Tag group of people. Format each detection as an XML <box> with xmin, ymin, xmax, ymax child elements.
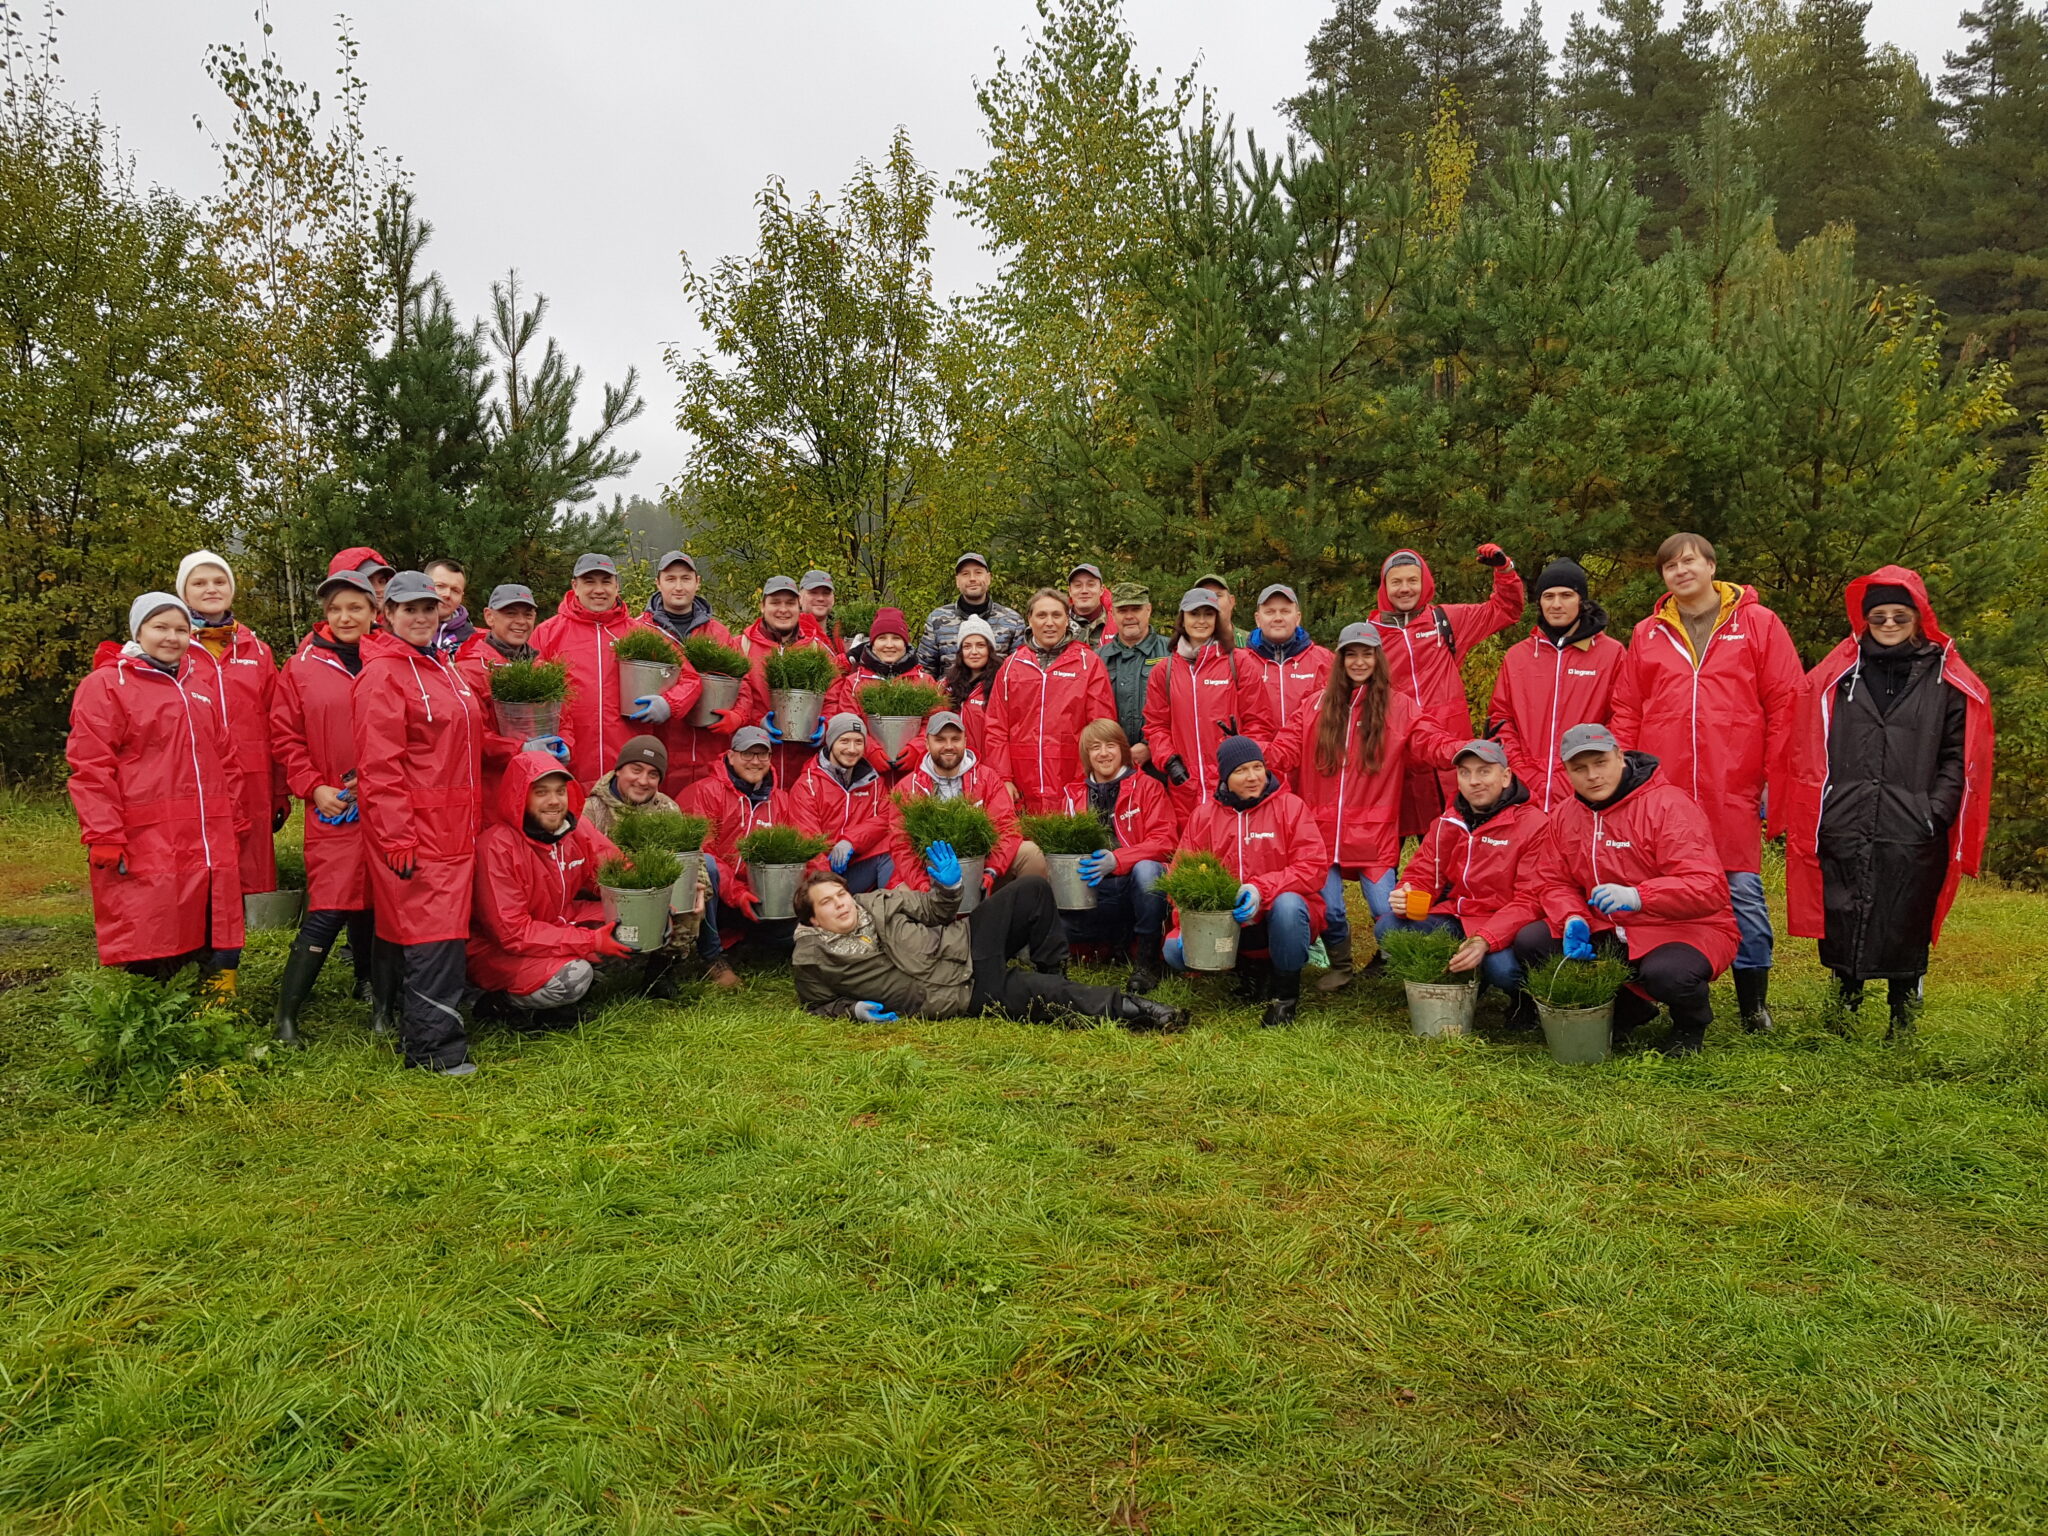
<box><xmin>67</xmin><ymin>533</ymin><xmax>1992</xmax><ymax>1075</ymax></box>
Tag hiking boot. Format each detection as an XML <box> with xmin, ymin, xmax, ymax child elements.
<box><xmin>1733</xmin><ymin>968</ymin><xmax>1774</xmax><ymax>1033</ymax></box>
<box><xmin>1315</xmin><ymin>935</ymin><xmax>1355</xmax><ymax>993</ymax></box>
<box><xmin>1115</xmin><ymin>992</ymin><xmax>1189</xmax><ymax>1033</ymax></box>
<box><xmin>1661</xmin><ymin>1025</ymin><xmax>1705</xmax><ymax>1058</ymax></box>
<box><xmin>1124</xmin><ymin>940</ymin><xmax>1166</xmax><ymax>996</ymax></box>
<box><xmin>704</xmin><ymin>956</ymin><xmax>742</xmax><ymax>990</ymax></box>
<box><xmin>1260</xmin><ymin>969</ymin><xmax>1302</xmax><ymax>1028</ymax></box>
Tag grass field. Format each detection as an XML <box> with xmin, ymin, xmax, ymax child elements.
<box><xmin>2</xmin><ymin>789</ymin><xmax>2047</xmax><ymax>1534</ymax></box>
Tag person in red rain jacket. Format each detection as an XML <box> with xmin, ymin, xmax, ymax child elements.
<box><xmin>1266</xmin><ymin>623</ymin><xmax>1462</xmax><ymax>993</ymax></box>
<box><xmin>175</xmin><ymin>550</ymin><xmax>286</xmax><ymax>897</ymax></box>
<box><xmin>1167</xmin><ymin>736</ymin><xmax>1328</xmax><ymax>1027</ymax></box>
<box><xmin>1058</xmin><ymin>718</ymin><xmax>1178</xmax><ymax>992</ymax></box>
<box><xmin>354</xmin><ymin>571</ymin><xmax>489</xmax><ymax>1075</ymax></box>
<box><xmin>1371</xmin><ymin>544</ymin><xmax>1525</xmax><ymax>836</ymax></box>
<box><xmin>530</xmin><ymin>553</ymin><xmax>703</xmax><ymax>786</ymax></box>
<box><xmin>327</xmin><ymin>546</ymin><xmax>395</xmax><ymax>604</ymax></box>
<box><xmin>453</xmin><ymin>582</ymin><xmax>578</xmax><ymax>812</ymax></box>
<box><xmin>68</xmin><ymin>593</ymin><xmax>248</xmax><ymax>984</ymax></box>
<box><xmin>938</xmin><ymin>616</ymin><xmax>1001</xmax><ymax>758</ymax></box>
<box><xmin>1776</xmin><ymin>566</ymin><xmax>1994</xmax><ymax>1038</ymax></box>
<box><xmin>1609</xmin><ymin>532</ymin><xmax>1804</xmax><ymax>1033</ymax></box>
<box><xmin>1145</xmin><ymin>588</ymin><xmax>1279</xmax><ymax>822</ymax></box>
<box><xmin>887</xmin><ymin>711</ymin><xmax>1032</xmax><ymax>898</ymax></box>
<box><xmin>825</xmin><ymin>607</ymin><xmax>932</xmax><ymax>782</ymax></box>
<box><xmin>742</xmin><ymin>574</ymin><xmax>843</xmax><ymax>786</ymax></box>
<box><xmin>1240</xmin><ymin>583</ymin><xmax>1332</xmax><ymax>791</ymax></box>
<box><xmin>1379</xmin><ymin>739</ymin><xmax>1548</xmax><ymax>1025</ymax></box>
<box><xmin>1513</xmin><ymin>725</ymin><xmax>1741</xmax><ymax>1057</ymax></box>
<box><xmin>985</xmin><ymin>589</ymin><xmax>1119</xmax><ymax>815</ymax></box>
<box><xmin>677</xmin><ymin>725</ymin><xmax>801</xmax><ymax>945</ymax></box>
<box><xmin>1486</xmin><ymin>558</ymin><xmax>1627</xmax><ymax>814</ymax></box>
<box><xmin>641</xmin><ymin>550</ymin><xmax>760</xmax><ymax>792</ymax></box>
<box><xmin>467</xmin><ymin>750</ymin><xmax>636</xmax><ymax>1019</ymax></box>
<box><xmin>268</xmin><ymin>570</ymin><xmax>380</xmax><ymax>1045</ymax></box>
<box><xmin>792</xmin><ymin>713</ymin><xmax>897</xmax><ymax>892</ymax></box>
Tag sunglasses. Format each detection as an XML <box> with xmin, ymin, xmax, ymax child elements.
<box><xmin>1868</xmin><ymin>611</ymin><xmax>1915</xmax><ymax>628</ymax></box>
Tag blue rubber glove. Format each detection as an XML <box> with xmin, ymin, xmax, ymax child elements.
<box><xmin>1588</xmin><ymin>883</ymin><xmax>1641</xmax><ymax>916</ymax></box>
<box><xmin>1563</xmin><ymin>916</ymin><xmax>1595</xmax><ymax>962</ymax></box>
<box><xmin>764</xmin><ymin>710</ymin><xmax>785</xmax><ymax>743</ymax></box>
<box><xmin>1231</xmin><ymin>883</ymin><xmax>1261</xmax><ymax>925</ymax></box>
<box><xmin>924</xmin><ymin>839</ymin><xmax>962</xmax><ymax>889</ymax></box>
<box><xmin>628</xmin><ymin>694</ymin><xmax>671</xmax><ymax>724</ymax></box>
<box><xmin>1078</xmin><ymin>849</ymin><xmax>1116</xmax><ymax>886</ymax></box>
<box><xmin>829</xmin><ymin>839</ymin><xmax>854</xmax><ymax>874</ymax></box>
<box><xmin>522</xmin><ymin>734</ymin><xmax>570</xmax><ymax>764</ymax></box>
<box><xmin>853</xmin><ymin>1001</ymin><xmax>898</xmax><ymax>1023</ymax></box>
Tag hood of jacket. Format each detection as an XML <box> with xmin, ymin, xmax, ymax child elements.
<box><xmin>1375</xmin><ymin>549</ymin><xmax>1437</xmax><ymax>622</ymax></box>
<box><xmin>743</xmin><ymin>611</ymin><xmax>831</xmax><ymax>652</ymax></box>
<box><xmin>849</xmin><ymin>641</ymin><xmax>924</xmax><ymax>679</ymax></box>
<box><xmin>1249</xmin><ymin>626</ymin><xmax>1314</xmax><ymax>662</ymax></box>
<box><xmin>495</xmin><ymin>745</ymin><xmax>587</xmax><ymax>828</ymax></box>
<box><xmin>361</xmin><ymin>627</ymin><xmax>441</xmax><ymax>666</ymax></box>
<box><xmin>1842</xmin><ymin>563</ymin><xmax>1950</xmax><ymax>646</ymax></box>
<box><xmin>645</xmin><ymin>592</ymin><xmax>717</xmax><ymax>641</ymax></box>
<box><xmin>1538</xmin><ymin>600</ymin><xmax>1611</xmax><ymax>648</ymax></box>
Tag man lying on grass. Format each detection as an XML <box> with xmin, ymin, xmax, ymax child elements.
<box><xmin>790</xmin><ymin>847</ymin><xmax>1189</xmax><ymax>1032</ymax></box>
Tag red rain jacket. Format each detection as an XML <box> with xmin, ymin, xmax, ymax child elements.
<box><xmin>327</xmin><ymin>546</ymin><xmax>391</xmax><ymax>578</ymax></box>
<box><xmin>466</xmin><ymin>750</ymin><xmax>621</xmax><ymax>996</ymax></box>
<box><xmin>887</xmin><ymin>755</ymin><xmax>1024</xmax><ymax>890</ymax></box>
<box><xmin>67</xmin><ymin>647</ymin><xmax>249</xmax><ymax>966</ymax></box>
<box><xmin>825</xmin><ymin>651</ymin><xmax>936</xmax><ymax>783</ymax></box>
<box><xmin>1144</xmin><ymin>641</ymin><xmax>1281</xmax><ymax>820</ymax></box>
<box><xmin>1267</xmin><ymin>687</ymin><xmax>1462</xmax><ymax>879</ymax></box>
<box><xmin>739</xmin><ymin>615</ymin><xmax>841</xmax><ymax>787</ymax></box>
<box><xmin>1609</xmin><ymin>583</ymin><xmax>1804</xmax><ymax>873</ymax></box>
<box><xmin>1241</xmin><ymin>633</ymin><xmax>1333</xmax><ymax>789</ymax></box>
<box><xmin>984</xmin><ymin>641</ymin><xmax>1118</xmax><ymax>815</ymax></box>
<box><xmin>791</xmin><ymin>752</ymin><xmax>895</xmax><ymax>864</ymax></box>
<box><xmin>451</xmin><ymin>633</ymin><xmax>581</xmax><ymax>812</ymax></box>
<box><xmin>1531</xmin><ymin>757</ymin><xmax>1740</xmax><ymax>974</ymax></box>
<box><xmin>652</xmin><ymin>615</ymin><xmax>761</xmax><ymax>793</ymax></box>
<box><xmin>1175</xmin><ymin>784</ymin><xmax>1330</xmax><ymax>935</ymax></box>
<box><xmin>1487</xmin><ymin>627</ymin><xmax>1629</xmax><ymax>813</ymax></box>
<box><xmin>531</xmin><ymin>592</ymin><xmax>703</xmax><ymax>785</ymax></box>
<box><xmin>184</xmin><ymin>622</ymin><xmax>284</xmax><ymax>894</ymax></box>
<box><xmin>271</xmin><ymin>629</ymin><xmax>369</xmax><ymax>913</ymax></box>
<box><xmin>1776</xmin><ymin>566</ymin><xmax>1993</xmax><ymax>948</ymax></box>
<box><xmin>1057</xmin><ymin>769</ymin><xmax>1178</xmax><ymax>873</ymax></box>
<box><xmin>1399</xmin><ymin>789</ymin><xmax>1549</xmax><ymax>951</ymax></box>
<box><xmin>677</xmin><ymin>765</ymin><xmax>799</xmax><ymax>910</ymax></box>
<box><xmin>353</xmin><ymin>629</ymin><xmax>487</xmax><ymax>945</ymax></box>
<box><xmin>1371</xmin><ymin>551</ymin><xmax>1525</xmax><ymax>834</ymax></box>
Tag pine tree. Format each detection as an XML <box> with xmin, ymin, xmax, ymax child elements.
<box><xmin>1395</xmin><ymin>0</ymin><xmax>1513</xmax><ymax>158</ymax></box>
<box><xmin>1288</xmin><ymin>0</ymin><xmax>1425</xmax><ymax>168</ymax></box>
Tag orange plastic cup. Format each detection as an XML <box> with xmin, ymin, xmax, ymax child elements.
<box><xmin>1403</xmin><ymin>889</ymin><xmax>1433</xmax><ymax>920</ymax></box>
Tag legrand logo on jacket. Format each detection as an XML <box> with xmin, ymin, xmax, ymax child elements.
<box><xmin>230</xmin><ymin>657</ymin><xmax>262</xmax><ymax>667</ymax></box>
<box><xmin>1244</xmin><ymin>830</ymin><xmax>1276</xmax><ymax>841</ymax></box>
<box><xmin>1481</xmin><ymin>835</ymin><xmax>1511</xmax><ymax>847</ymax></box>
<box><xmin>1567</xmin><ymin>667</ymin><xmax>1598</xmax><ymax>677</ymax></box>
<box><xmin>1718</xmin><ymin>630</ymin><xmax>1746</xmax><ymax>643</ymax></box>
<box><xmin>1603</xmin><ymin>839</ymin><xmax>1633</xmax><ymax>849</ymax></box>
<box><xmin>1201</xmin><ymin>677</ymin><xmax>1229</xmax><ymax>687</ymax></box>
<box><xmin>191</xmin><ymin>692</ymin><xmax>213</xmax><ymax>705</ymax></box>
<box><xmin>1052</xmin><ymin>670</ymin><xmax>1077</xmax><ymax>679</ymax></box>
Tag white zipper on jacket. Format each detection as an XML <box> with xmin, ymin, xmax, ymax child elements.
<box><xmin>1542</xmin><ymin>636</ymin><xmax>1563</xmax><ymax>811</ymax></box>
<box><xmin>134</xmin><ymin>662</ymin><xmax>218</xmax><ymax>867</ymax></box>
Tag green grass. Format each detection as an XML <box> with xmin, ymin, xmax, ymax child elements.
<box><xmin>3</xmin><ymin>796</ymin><xmax>2048</xmax><ymax>1532</ymax></box>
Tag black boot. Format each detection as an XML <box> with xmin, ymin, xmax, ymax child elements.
<box><xmin>1124</xmin><ymin>938</ymin><xmax>1165</xmax><ymax>995</ymax></box>
<box><xmin>1315</xmin><ymin>934</ymin><xmax>1355</xmax><ymax>993</ymax></box>
<box><xmin>1887</xmin><ymin>976</ymin><xmax>1923</xmax><ymax>1041</ymax></box>
<box><xmin>369</xmin><ymin>937</ymin><xmax>401</xmax><ymax>1038</ymax></box>
<box><xmin>1260</xmin><ymin>969</ymin><xmax>1302</xmax><ymax>1028</ymax></box>
<box><xmin>1733</xmin><ymin>968</ymin><xmax>1774</xmax><ymax>1033</ymax></box>
<box><xmin>1114</xmin><ymin>991</ymin><xmax>1189</xmax><ymax>1033</ymax></box>
<box><xmin>1612</xmin><ymin>983</ymin><xmax>1659</xmax><ymax>1038</ymax></box>
<box><xmin>270</xmin><ymin>937</ymin><xmax>327</xmax><ymax>1047</ymax></box>
<box><xmin>1235</xmin><ymin>957</ymin><xmax>1273</xmax><ymax>1003</ymax></box>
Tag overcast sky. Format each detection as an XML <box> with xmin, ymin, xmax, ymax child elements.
<box><xmin>59</xmin><ymin>1</ymin><xmax>1967</xmax><ymax>505</ymax></box>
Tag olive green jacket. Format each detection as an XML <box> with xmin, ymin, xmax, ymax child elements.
<box><xmin>792</xmin><ymin>884</ymin><xmax>971</xmax><ymax>1018</ymax></box>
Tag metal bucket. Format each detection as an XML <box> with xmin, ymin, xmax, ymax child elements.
<box><xmin>691</xmin><ymin>672</ymin><xmax>742</xmax><ymax>729</ymax></box>
<box><xmin>492</xmin><ymin>697</ymin><xmax>563</xmax><ymax>742</ymax></box>
<box><xmin>1180</xmin><ymin>909</ymin><xmax>1241</xmax><ymax>972</ymax></box>
<box><xmin>669</xmin><ymin>851</ymin><xmax>705</xmax><ymax>917</ymax></box>
<box><xmin>600</xmin><ymin>882</ymin><xmax>673</xmax><ymax>952</ymax></box>
<box><xmin>866</xmin><ymin>714</ymin><xmax>923</xmax><ymax>763</ymax></box>
<box><xmin>1046</xmin><ymin>853</ymin><xmax>1097</xmax><ymax>911</ymax></box>
<box><xmin>771</xmin><ymin>688</ymin><xmax>825</xmax><ymax>744</ymax></box>
<box><xmin>751</xmin><ymin>861</ymin><xmax>805</xmax><ymax>921</ymax></box>
<box><xmin>1406</xmin><ymin>979</ymin><xmax>1477</xmax><ymax>1038</ymax></box>
<box><xmin>618</xmin><ymin>657</ymin><xmax>680</xmax><ymax>707</ymax></box>
<box><xmin>953</xmin><ymin>855</ymin><xmax>984</xmax><ymax>914</ymax></box>
<box><xmin>1537</xmin><ymin>1000</ymin><xmax>1613</xmax><ymax>1064</ymax></box>
<box><xmin>243</xmin><ymin>888</ymin><xmax>304</xmax><ymax>932</ymax></box>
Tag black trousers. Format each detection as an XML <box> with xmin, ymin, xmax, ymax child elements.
<box><xmin>965</xmin><ymin>876</ymin><xmax>1119</xmax><ymax>1023</ymax></box>
<box><xmin>1512</xmin><ymin>922</ymin><xmax>1714</xmax><ymax>1036</ymax></box>
<box><xmin>374</xmin><ymin>936</ymin><xmax>470</xmax><ymax>1069</ymax></box>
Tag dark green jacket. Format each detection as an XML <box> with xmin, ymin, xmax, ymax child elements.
<box><xmin>1097</xmin><ymin>633</ymin><xmax>1169</xmax><ymax>747</ymax></box>
<box><xmin>792</xmin><ymin>884</ymin><xmax>971</xmax><ymax>1018</ymax></box>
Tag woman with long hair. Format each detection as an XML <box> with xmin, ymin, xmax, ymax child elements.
<box><xmin>940</xmin><ymin>616</ymin><xmax>1001</xmax><ymax>756</ymax></box>
<box><xmin>1266</xmin><ymin>622</ymin><xmax>1460</xmax><ymax>991</ymax></box>
<box><xmin>1144</xmin><ymin>589</ymin><xmax>1276</xmax><ymax>821</ymax></box>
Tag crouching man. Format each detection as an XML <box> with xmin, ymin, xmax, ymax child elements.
<box><xmin>1511</xmin><ymin>725</ymin><xmax>1740</xmax><ymax>1056</ymax></box>
<box><xmin>468</xmin><ymin>751</ymin><xmax>636</xmax><ymax>1024</ymax></box>
<box><xmin>791</xmin><ymin>848</ymin><xmax>1189</xmax><ymax>1032</ymax></box>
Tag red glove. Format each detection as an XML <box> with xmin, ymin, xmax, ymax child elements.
<box><xmin>733</xmin><ymin>888</ymin><xmax>761</xmax><ymax>920</ymax></box>
<box><xmin>89</xmin><ymin>844</ymin><xmax>126</xmax><ymax>873</ymax></box>
<box><xmin>384</xmin><ymin>847</ymin><xmax>417</xmax><ymax>880</ymax></box>
<box><xmin>592</xmin><ymin>926</ymin><xmax>636</xmax><ymax>959</ymax></box>
<box><xmin>1476</xmin><ymin>542</ymin><xmax>1509</xmax><ymax>567</ymax></box>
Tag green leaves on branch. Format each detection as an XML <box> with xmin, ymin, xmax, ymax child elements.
<box><xmin>613</xmin><ymin>809</ymin><xmax>710</xmax><ymax>855</ymax></box>
<box><xmin>598</xmin><ymin>851</ymin><xmax>681</xmax><ymax>891</ymax></box>
<box><xmin>682</xmin><ymin>637</ymin><xmax>751</xmax><ymax>679</ymax></box>
<box><xmin>612</xmin><ymin>628</ymin><xmax>681</xmax><ymax>664</ymax></box>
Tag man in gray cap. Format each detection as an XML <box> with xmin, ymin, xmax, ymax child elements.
<box><xmin>644</xmin><ymin>550</ymin><xmax>738</xmax><ymax>649</ymax></box>
<box><xmin>677</xmin><ymin>724</ymin><xmax>794</xmax><ymax>959</ymax></box>
<box><xmin>1376</xmin><ymin>738</ymin><xmax>1549</xmax><ymax>1029</ymax></box>
<box><xmin>457</xmin><ymin>583</ymin><xmax>541</xmax><ymax>668</ymax></box>
<box><xmin>791</xmin><ymin>713</ymin><xmax>895</xmax><ymax>892</ymax></box>
<box><xmin>918</xmin><ymin>551</ymin><xmax>1025</xmax><ymax>676</ymax></box>
<box><xmin>1243</xmin><ymin>582</ymin><xmax>1333</xmax><ymax>789</ymax></box>
<box><xmin>799</xmin><ymin>568</ymin><xmax>836</xmax><ymax>627</ymax></box>
<box><xmin>1509</xmin><ymin>723</ymin><xmax>1741</xmax><ymax>1056</ymax></box>
<box><xmin>886</xmin><ymin>710</ymin><xmax>1046</xmax><ymax>896</ymax></box>
<box><xmin>1066</xmin><ymin>562</ymin><xmax>1110</xmax><ymax>646</ymax></box>
<box><xmin>1097</xmin><ymin>582</ymin><xmax>1168</xmax><ymax>769</ymax></box>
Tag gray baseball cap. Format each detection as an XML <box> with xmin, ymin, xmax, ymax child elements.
<box><xmin>572</xmin><ymin>553</ymin><xmax>619</xmax><ymax>578</ymax></box>
<box><xmin>383</xmin><ymin>570</ymin><xmax>438</xmax><ymax>606</ymax></box>
<box><xmin>1178</xmin><ymin>588</ymin><xmax>1222</xmax><ymax>613</ymax></box>
<box><xmin>486</xmin><ymin>583</ymin><xmax>537</xmax><ymax>610</ymax></box>
<box><xmin>1068</xmin><ymin>562</ymin><xmax>1104</xmax><ymax>582</ymax></box>
<box><xmin>761</xmin><ymin>575</ymin><xmax>799</xmax><ymax>597</ymax></box>
<box><xmin>657</xmin><ymin>550</ymin><xmax>696</xmax><ymax>572</ymax></box>
<box><xmin>1336</xmin><ymin>621</ymin><xmax>1384</xmax><ymax>650</ymax></box>
<box><xmin>317</xmin><ymin>570</ymin><xmax>376</xmax><ymax>603</ymax></box>
<box><xmin>926</xmin><ymin>710</ymin><xmax>965</xmax><ymax>735</ymax></box>
<box><xmin>800</xmin><ymin>568</ymin><xmax>833</xmax><ymax>591</ymax></box>
<box><xmin>729</xmin><ymin>726</ymin><xmax>772</xmax><ymax>753</ymax></box>
<box><xmin>1455</xmin><ymin>738</ymin><xmax>1509</xmax><ymax>767</ymax></box>
<box><xmin>1560</xmin><ymin>723</ymin><xmax>1620</xmax><ymax>761</ymax></box>
<box><xmin>1258</xmin><ymin>583</ymin><xmax>1299</xmax><ymax>605</ymax></box>
<box><xmin>954</xmin><ymin>551</ymin><xmax>990</xmax><ymax>570</ymax></box>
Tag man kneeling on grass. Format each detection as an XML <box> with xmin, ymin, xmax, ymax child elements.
<box><xmin>790</xmin><ymin>851</ymin><xmax>1189</xmax><ymax>1032</ymax></box>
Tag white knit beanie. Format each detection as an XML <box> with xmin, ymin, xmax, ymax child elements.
<box><xmin>175</xmin><ymin>549</ymin><xmax>235</xmax><ymax>607</ymax></box>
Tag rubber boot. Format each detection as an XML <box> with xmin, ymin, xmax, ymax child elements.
<box><xmin>1125</xmin><ymin>938</ymin><xmax>1165</xmax><ymax>996</ymax></box>
<box><xmin>1114</xmin><ymin>990</ymin><xmax>1189</xmax><ymax>1033</ymax></box>
<box><xmin>1260</xmin><ymin>969</ymin><xmax>1302</xmax><ymax>1029</ymax></box>
<box><xmin>1612</xmin><ymin>982</ymin><xmax>1659</xmax><ymax>1039</ymax></box>
<box><xmin>269</xmin><ymin>939</ymin><xmax>326</xmax><ymax>1048</ymax></box>
<box><xmin>1887</xmin><ymin>975</ymin><xmax>1923</xmax><ymax>1041</ymax></box>
<box><xmin>1235</xmin><ymin>957</ymin><xmax>1273</xmax><ymax>1003</ymax></box>
<box><xmin>1315</xmin><ymin>934</ymin><xmax>1355</xmax><ymax>993</ymax></box>
<box><xmin>369</xmin><ymin>937</ymin><xmax>402</xmax><ymax>1038</ymax></box>
<box><xmin>1733</xmin><ymin>968</ymin><xmax>1774</xmax><ymax>1033</ymax></box>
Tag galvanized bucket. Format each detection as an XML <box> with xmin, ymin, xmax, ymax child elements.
<box><xmin>866</xmin><ymin>714</ymin><xmax>923</xmax><ymax>763</ymax></box>
<box><xmin>600</xmin><ymin>882</ymin><xmax>673</xmax><ymax>952</ymax></box>
<box><xmin>691</xmin><ymin>672</ymin><xmax>742</xmax><ymax>729</ymax></box>
<box><xmin>954</xmin><ymin>855</ymin><xmax>985</xmax><ymax>914</ymax></box>
<box><xmin>669</xmin><ymin>851</ymin><xmax>705</xmax><ymax>917</ymax></box>
<box><xmin>492</xmin><ymin>697</ymin><xmax>563</xmax><ymax>742</ymax></box>
<box><xmin>1180</xmin><ymin>909</ymin><xmax>1240</xmax><ymax>972</ymax></box>
<box><xmin>243</xmin><ymin>888</ymin><xmax>305</xmax><ymax>932</ymax></box>
<box><xmin>1406</xmin><ymin>979</ymin><xmax>1477</xmax><ymax>1038</ymax></box>
<box><xmin>1046</xmin><ymin>853</ymin><xmax>1096</xmax><ymax>911</ymax></box>
<box><xmin>771</xmin><ymin>687</ymin><xmax>825</xmax><ymax>744</ymax></box>
<box><xmin>617</xmin><ymin>657</ymin><xmax>680</xmax><ymax>708</ymax></box>
<box><xmin>751</xmin><ymin>861</ymin><xmax>805</xmax><ymax>921</ymax></box>
<box><xmin>1537</xmin><ymin>1000</ymin><xmax>1613</xmax><ymax>1064</ymax></box>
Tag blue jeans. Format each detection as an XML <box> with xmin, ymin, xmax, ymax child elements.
<box><xmin>1320</xmin><ymin>865</ymin><xmax>1397</xmax><ymax>947</ymax></box>
<box><xmin>1062</xmin><ymin>859</ymin><xmax>1166</xmax><ymax>947</ymax></box>
<box><xmin>1727</xmin><ymin>871</ymin><xmax>1772</xmax><ymax>970</ymax></box>
<box><xmin>842</xmin><ymin>853</ymin><xmax>894</xmax><ymax>894</ymax></box>
<box><xmin>1165</xmin><ymin>891</ymin><xmax>1313</xmax><ymax>973</ymax></box>
<box><xmin>1372</xmin><ymin>912</ymin><xmax>1524</xmax><ymax>996</ymax></box>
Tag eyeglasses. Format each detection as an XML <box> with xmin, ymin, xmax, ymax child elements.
<box><xmin>1867</xmin><ymin>613</ymin><xmax>1915</xmax><ymax>628</ymax></box>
